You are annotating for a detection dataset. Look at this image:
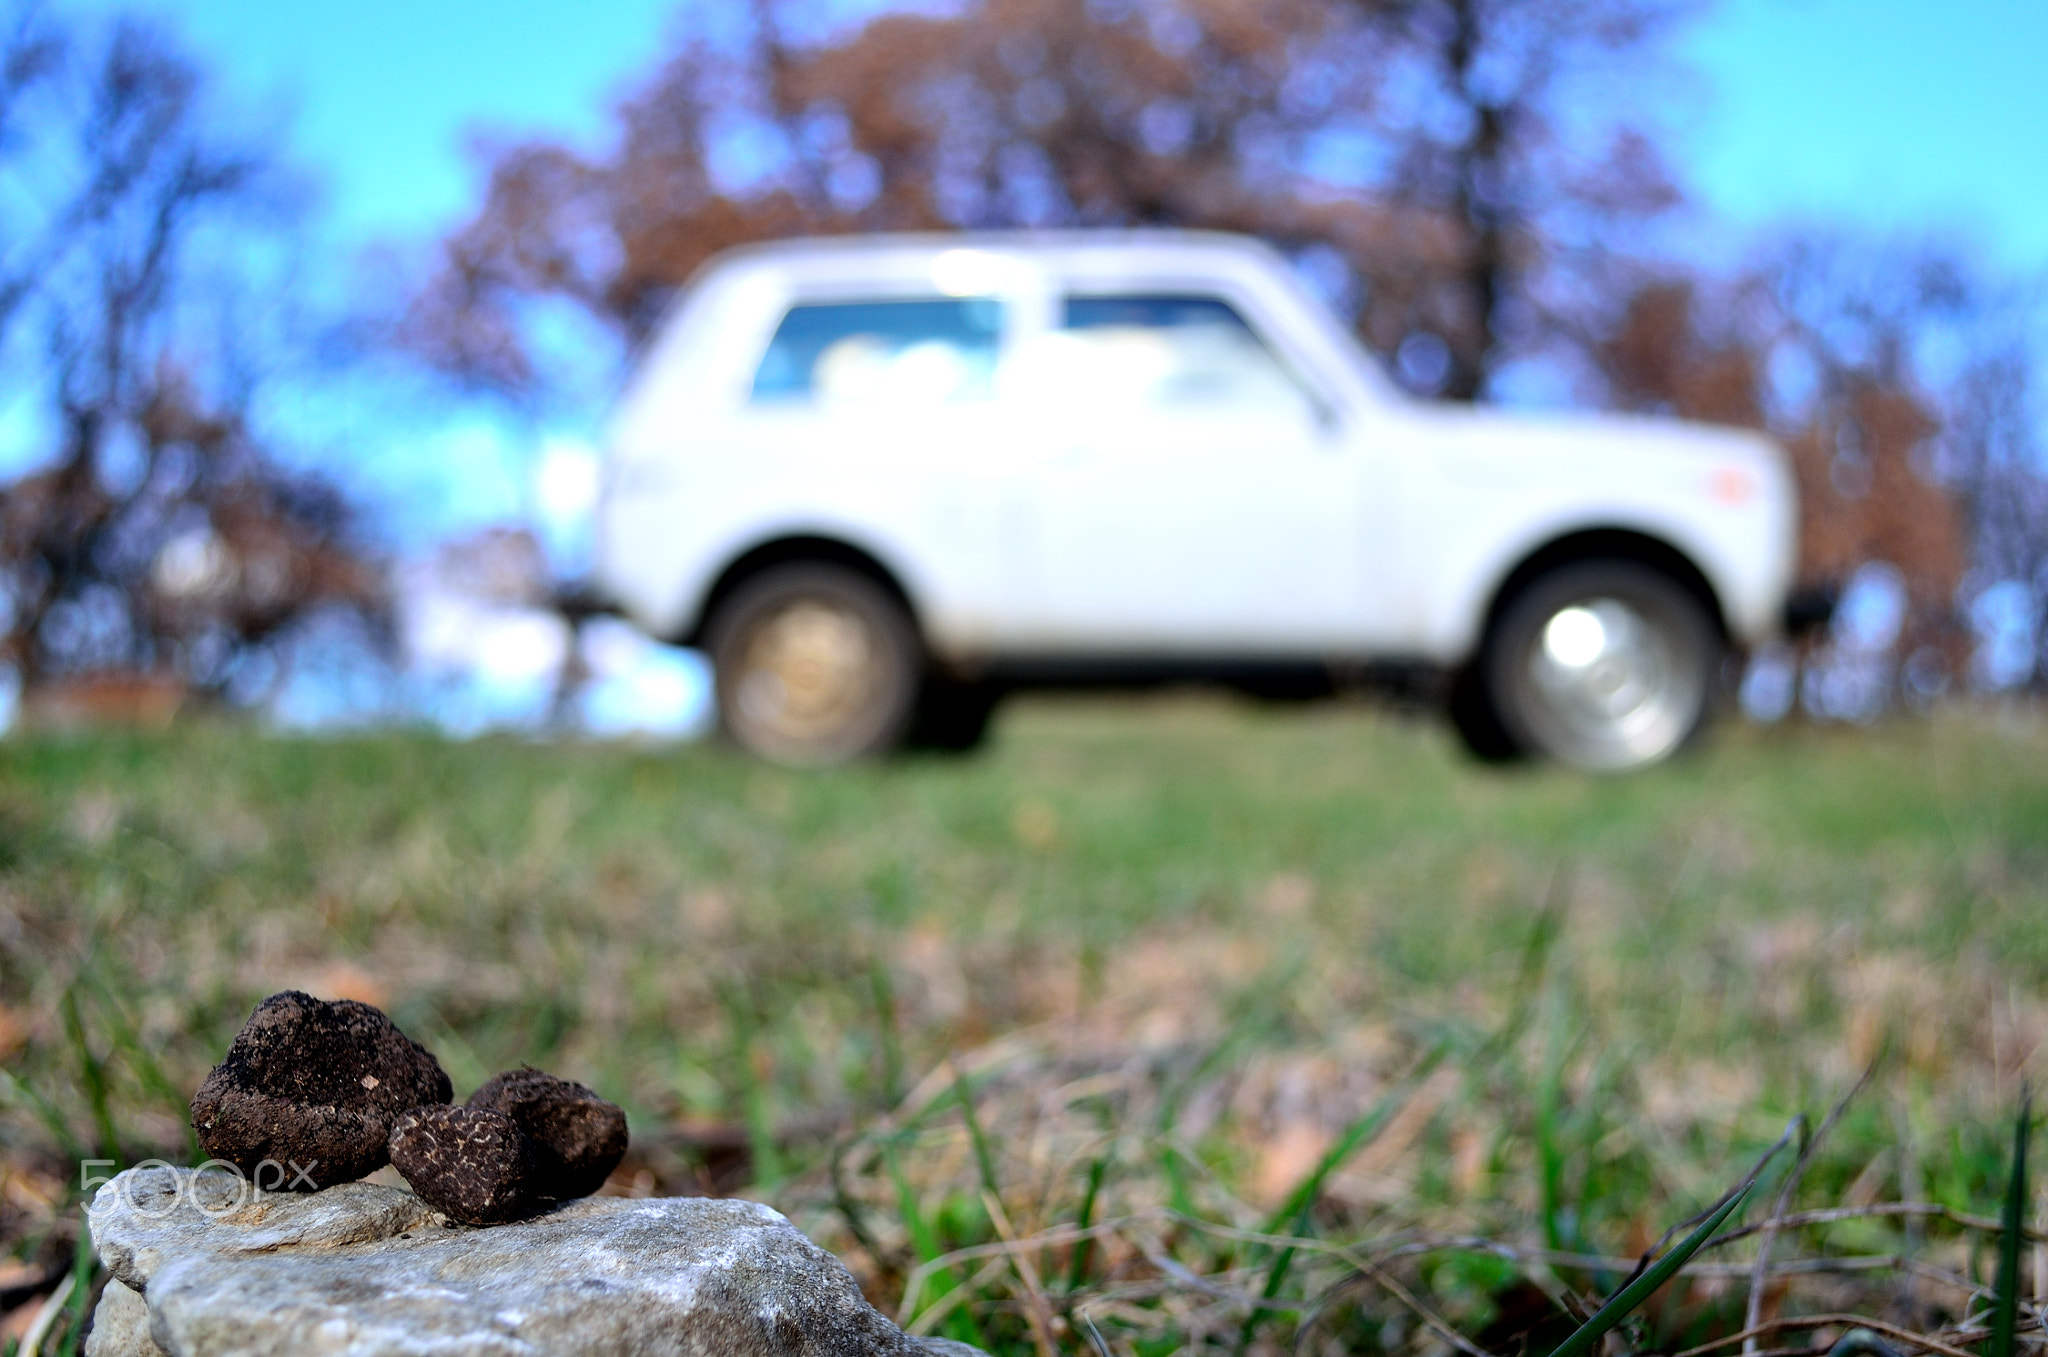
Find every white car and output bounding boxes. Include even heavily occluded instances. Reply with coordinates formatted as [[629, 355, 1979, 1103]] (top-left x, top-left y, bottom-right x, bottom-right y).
[[598, 230, 1797, 770]]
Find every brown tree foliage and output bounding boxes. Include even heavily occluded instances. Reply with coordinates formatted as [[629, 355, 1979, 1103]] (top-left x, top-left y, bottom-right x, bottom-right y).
[[1597, 243, 1994, 681], [411, 0, 1683, 400]]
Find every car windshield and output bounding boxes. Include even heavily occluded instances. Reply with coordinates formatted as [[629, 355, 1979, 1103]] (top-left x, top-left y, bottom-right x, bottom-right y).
[[751, 298, 1005, 406]]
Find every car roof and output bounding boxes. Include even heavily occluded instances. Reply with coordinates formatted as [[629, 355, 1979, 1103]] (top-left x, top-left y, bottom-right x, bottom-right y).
[[706, 228, 1287, 275]]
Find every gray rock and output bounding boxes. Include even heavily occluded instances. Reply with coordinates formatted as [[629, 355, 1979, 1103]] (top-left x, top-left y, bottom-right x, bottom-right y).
[[84, 1280, 167, 1357], [88, 1166, 983, 1357]]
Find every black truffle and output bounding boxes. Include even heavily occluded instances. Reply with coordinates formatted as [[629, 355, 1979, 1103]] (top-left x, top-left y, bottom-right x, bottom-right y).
[[465, 1066, 628, 1200], [388, 1105, 541, 1226], [190, 991, 452, 1190]]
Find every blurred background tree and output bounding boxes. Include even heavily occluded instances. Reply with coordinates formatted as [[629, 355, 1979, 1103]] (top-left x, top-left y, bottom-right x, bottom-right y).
[[0, 6, 383, 721], [1, 0, 2042, 723]]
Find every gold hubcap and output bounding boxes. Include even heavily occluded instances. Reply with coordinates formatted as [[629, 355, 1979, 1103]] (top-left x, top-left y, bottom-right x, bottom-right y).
[[732, 600, 880, 744]]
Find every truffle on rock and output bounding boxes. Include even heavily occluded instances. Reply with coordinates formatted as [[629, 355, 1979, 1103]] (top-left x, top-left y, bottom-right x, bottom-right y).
[[190, 991, 452, 1190], [465, 1066, 628, 1201], [388, 1105, 542, 1226]]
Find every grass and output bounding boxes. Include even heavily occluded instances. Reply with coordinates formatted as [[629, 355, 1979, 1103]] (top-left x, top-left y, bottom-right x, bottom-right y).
[[0, 695, 2045, 1354]]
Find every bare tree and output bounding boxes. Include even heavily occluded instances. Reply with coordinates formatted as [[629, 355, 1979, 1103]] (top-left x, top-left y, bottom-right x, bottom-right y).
[[0, 7, 381, 714], [0, 4, 66, 331], [1937, 310, 2048, 690], [1341, 0, 1691, 398]]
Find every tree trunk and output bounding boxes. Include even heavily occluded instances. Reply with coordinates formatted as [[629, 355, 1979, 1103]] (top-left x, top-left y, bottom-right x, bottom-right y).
[[1442, 0, 1507, 403]]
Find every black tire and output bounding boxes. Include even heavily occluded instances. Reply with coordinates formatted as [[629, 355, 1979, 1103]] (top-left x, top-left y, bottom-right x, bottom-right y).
[[1447, 662, 1525, 763], [904, 678, 1002, 753], [1478, 560, 1720, 772], [703, 563, 920, 764]]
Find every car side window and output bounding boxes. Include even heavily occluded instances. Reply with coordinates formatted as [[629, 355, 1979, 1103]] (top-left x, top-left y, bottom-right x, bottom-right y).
[[750, 298, 1005, 406], [1036, 293, 1315, 415]]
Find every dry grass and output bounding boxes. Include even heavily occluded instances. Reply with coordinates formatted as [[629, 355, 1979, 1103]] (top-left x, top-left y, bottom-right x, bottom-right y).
[[1, 696, 2046, 1353]]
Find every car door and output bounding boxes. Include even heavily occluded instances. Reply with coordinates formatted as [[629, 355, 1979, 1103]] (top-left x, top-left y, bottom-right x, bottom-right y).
[[1002, 291, 1365, 650], [725, 292, 1029, 650]]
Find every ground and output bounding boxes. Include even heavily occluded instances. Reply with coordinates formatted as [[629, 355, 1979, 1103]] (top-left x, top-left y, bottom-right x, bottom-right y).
[[1, 697, 2044, 1354]]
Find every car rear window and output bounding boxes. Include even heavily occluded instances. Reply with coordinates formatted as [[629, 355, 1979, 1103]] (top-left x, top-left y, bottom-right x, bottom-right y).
[[751, 298, 1004, 405], [1052, 293, 1313, 413], [1062, 294, 1258, 334]]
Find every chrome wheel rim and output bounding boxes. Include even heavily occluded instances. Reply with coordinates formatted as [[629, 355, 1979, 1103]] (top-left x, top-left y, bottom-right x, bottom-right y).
[[1518, 596, 1701, 770], [731, 599, 883, 749]]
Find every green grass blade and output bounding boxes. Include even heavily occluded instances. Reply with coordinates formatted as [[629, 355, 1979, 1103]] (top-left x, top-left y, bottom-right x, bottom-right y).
[[952, 1069, 1001, 1201], [1538, 1031, 1568, 1252], [57, 1212, 94, 1357], [1480, 870, 1567, 1062], [1989, 1089, 2030, 1357], [1231, 1201, 1311, 1357], [885, 1139, 985, 1350], [1161, 1143, 1196, 1218], [62, 988, 122, 1163], [1066, 1154, 1108, 1293], [868, 959, 903, 1106], [828, 1136, 887, 1268], [739, 1044, 786, 1190], [1544, 1177, 1757, 1357]]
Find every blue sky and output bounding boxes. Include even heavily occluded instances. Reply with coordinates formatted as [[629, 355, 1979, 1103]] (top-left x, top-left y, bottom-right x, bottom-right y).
[[80, 0, 2048, 266], [1682, 0, 2048, 272], [101, 0, 679, 240]]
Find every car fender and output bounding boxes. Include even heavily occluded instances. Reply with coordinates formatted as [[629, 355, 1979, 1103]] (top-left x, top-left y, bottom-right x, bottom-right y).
[[665, 513, 934, 648], [1420, 500, 1780, 662]]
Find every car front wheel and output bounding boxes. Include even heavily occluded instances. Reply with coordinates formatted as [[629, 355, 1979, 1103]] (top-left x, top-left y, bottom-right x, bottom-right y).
[[1481, 560, 1720, 772], [704, 564, 920, 764]]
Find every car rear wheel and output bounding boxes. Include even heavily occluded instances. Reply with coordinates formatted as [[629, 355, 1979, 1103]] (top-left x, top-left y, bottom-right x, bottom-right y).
[[1481, 560, 1719, 772], [705, 564, 920, 764]]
